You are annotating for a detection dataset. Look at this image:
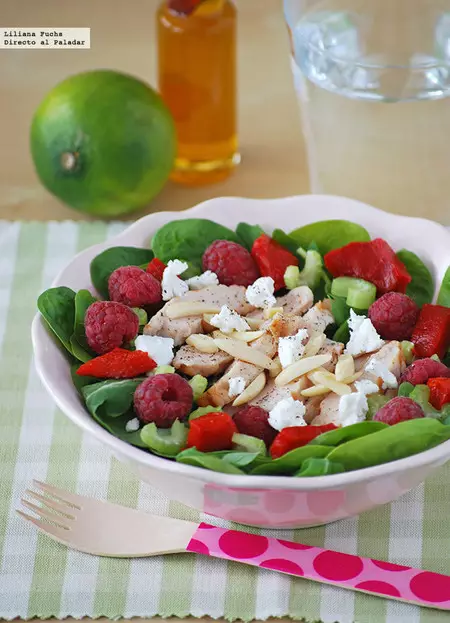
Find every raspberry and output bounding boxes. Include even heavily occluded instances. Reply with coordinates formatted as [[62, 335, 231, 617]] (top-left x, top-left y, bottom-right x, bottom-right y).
[[373, 396, 424, 425], [134, 373, 193, 427], [85, 301, 139, 355], [400, 358, 450, 385], [108, 266, 162, 307], [233, 405, 277, 447], [368, 292, 419, 340], [202, 240, 259, 287]]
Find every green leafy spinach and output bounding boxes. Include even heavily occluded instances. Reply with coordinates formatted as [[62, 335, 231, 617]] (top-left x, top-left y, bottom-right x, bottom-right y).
[[37, 286, 76, 355], [236, 222, 264, 250], [396, 249, 434, 307], [437, 266, 450, 307], [289, 220, 371, 256]]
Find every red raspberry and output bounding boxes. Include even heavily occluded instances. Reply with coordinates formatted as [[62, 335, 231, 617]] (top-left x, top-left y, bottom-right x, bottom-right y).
[[202, 240, 259, 287], [233, 405, 277, 447], [108, 266, 162, 307], [368, 292, 419, 340], [373, 396, 424, 425], [85, 301, 139, 355], [134, 374, 193, 427], [400, 358, 450, 385]]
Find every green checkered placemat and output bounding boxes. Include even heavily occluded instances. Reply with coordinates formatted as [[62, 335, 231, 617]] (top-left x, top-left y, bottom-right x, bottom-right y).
[[0, 221, 449, 623]]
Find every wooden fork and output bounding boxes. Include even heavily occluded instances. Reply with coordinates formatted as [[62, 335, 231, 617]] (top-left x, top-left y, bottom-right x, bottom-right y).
[[17, 481, 450, 611]]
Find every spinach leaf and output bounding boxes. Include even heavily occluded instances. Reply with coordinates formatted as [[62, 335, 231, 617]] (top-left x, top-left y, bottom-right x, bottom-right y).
[[327, 418, 450, 471], [437, 266, 450, 307], [74, 289, 96, 349], [309, 421, 389, 447], [333, 320, 349, 343], [81, 378, 146, 447], [70, 363, 97, 394], [221, 451, 261, 468], [295, 457, 345, 476], [396, 249, 434, 307], [90, 246, 154, 298], [250, 445, 330, 476], [176, 448, 245, 474], [289, 220, 370, 256], [69, 334, 92, 363], [82, 378, 143, 418], [152, 219, 240, 268], [37, 286, 76, 355], [331, 297, 350, 326], [236, 223, 264, 250], [271, 228, 300, 254]]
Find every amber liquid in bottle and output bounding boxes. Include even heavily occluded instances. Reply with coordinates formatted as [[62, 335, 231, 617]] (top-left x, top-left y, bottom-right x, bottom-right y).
[[157, 0, 239, 186]]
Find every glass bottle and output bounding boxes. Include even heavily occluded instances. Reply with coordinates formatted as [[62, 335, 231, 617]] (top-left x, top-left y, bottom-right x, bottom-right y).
[[157, 0, 239, 186]]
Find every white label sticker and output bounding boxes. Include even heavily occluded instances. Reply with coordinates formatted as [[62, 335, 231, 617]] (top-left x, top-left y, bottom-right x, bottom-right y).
[[0, 28, 90, 49]]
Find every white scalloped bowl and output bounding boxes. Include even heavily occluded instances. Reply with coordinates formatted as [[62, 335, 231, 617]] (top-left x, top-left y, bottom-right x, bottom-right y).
[[31, 195, 450, 529]]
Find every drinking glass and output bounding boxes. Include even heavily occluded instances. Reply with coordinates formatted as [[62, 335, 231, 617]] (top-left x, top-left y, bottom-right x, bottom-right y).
[[284, 0, 450, 223]]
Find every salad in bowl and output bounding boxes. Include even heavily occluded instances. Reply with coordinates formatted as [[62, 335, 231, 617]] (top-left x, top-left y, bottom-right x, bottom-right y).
[[36, 208, 450, 481]]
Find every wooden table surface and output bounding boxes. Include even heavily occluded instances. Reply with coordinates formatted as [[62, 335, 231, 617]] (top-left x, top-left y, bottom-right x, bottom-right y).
[[0, 0, 308, 222], [0, 1, 302, 622]]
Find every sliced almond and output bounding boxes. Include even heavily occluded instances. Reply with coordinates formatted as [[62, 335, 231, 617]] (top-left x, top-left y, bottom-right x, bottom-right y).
[[342, 370, 364, 384], [245, 317, 264, 330], [335, 354, 355, 382], [275, 354, 332, 387], [186, 334, 219, 354], [290, 376, 310, 399], [232, 372, 267, 406], [303, 333, 326, 357], [166, 302, 220, 319], [213, 337, 277, 370], [301, 385, 331, 397], [308, 370, 352, 396], [232, 330, 265, 343], [269, 356, 282, 378], [264, 306, 283, 320]]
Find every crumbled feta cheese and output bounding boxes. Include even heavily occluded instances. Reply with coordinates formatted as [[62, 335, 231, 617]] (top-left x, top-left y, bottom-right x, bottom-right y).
[[210, 305, 250, 334], [186, 270, 219, 290], [268, 397, 307, 431], [125, 417, 140, 433], [246, 277, 277, 308], [354, 379, 380, 395], [135, 335, 175, 366], [228, 376, 246, 398], [365, 359, 398, 389], [338, 391, 369, 427], [162, 259, 189, 301], [278, 329, 309, 368], [344, 310, 385, 356]]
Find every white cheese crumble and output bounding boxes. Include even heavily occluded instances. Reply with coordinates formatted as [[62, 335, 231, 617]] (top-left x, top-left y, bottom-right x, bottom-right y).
[[135, 335, 175, 366], [246, 277, 277, 308], [228, 376, 246, 398], [344, 309, 385, 356], [268, 397, 307, 431], [186, 270, 219, 290], [354, 379, 380, 396], [278, 329, 309, 369], [365, 359, 398, 389], [125, 417, 140, 433], [338, 391, 369, 427], [161, 259, 189, 301], [209, 305, 250, 334]]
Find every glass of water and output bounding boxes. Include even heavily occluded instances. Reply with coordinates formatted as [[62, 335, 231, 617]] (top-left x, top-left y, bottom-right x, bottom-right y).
[[284, 0, 450, 223]]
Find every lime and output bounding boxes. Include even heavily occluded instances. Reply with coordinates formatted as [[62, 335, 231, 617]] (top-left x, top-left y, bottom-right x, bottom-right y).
[[30, 70, 176, 217]]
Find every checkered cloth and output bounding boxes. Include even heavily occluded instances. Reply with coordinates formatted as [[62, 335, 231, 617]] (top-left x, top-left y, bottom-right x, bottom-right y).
[[0, 221, 449, 623]]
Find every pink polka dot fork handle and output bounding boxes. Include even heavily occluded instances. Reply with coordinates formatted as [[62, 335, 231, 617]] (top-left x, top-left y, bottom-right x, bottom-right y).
[[187, 523, 450, 611]]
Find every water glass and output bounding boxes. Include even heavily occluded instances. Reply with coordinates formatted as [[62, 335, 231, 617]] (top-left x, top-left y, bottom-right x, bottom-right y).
[[284, 0, 450, 223]]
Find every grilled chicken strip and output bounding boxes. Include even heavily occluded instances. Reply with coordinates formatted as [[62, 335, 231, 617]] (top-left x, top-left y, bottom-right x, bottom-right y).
[[172, 346, 233, 377]]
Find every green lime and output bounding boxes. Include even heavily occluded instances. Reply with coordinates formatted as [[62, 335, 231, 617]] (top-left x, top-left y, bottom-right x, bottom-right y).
[[30, 70, 176, 217]]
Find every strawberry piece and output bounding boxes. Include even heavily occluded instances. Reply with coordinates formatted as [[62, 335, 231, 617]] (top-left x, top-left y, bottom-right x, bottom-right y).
[[324, 239, 411, 295], [186, 412, 237, 452], [146, 258, 166, 282], [427, 377, 450, 410], [77, 347, 156, 379], [269, 424, 338, 459], [251, 234, 299, 291], [411, 304, 450, 359]]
